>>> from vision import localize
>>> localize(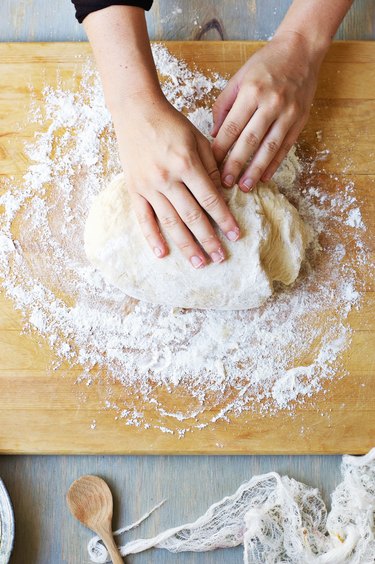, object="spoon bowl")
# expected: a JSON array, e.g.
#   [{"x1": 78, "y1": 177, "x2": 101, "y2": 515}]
[{"x1": 67, "y1": 475, "x2": 123, "y2": 564}]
